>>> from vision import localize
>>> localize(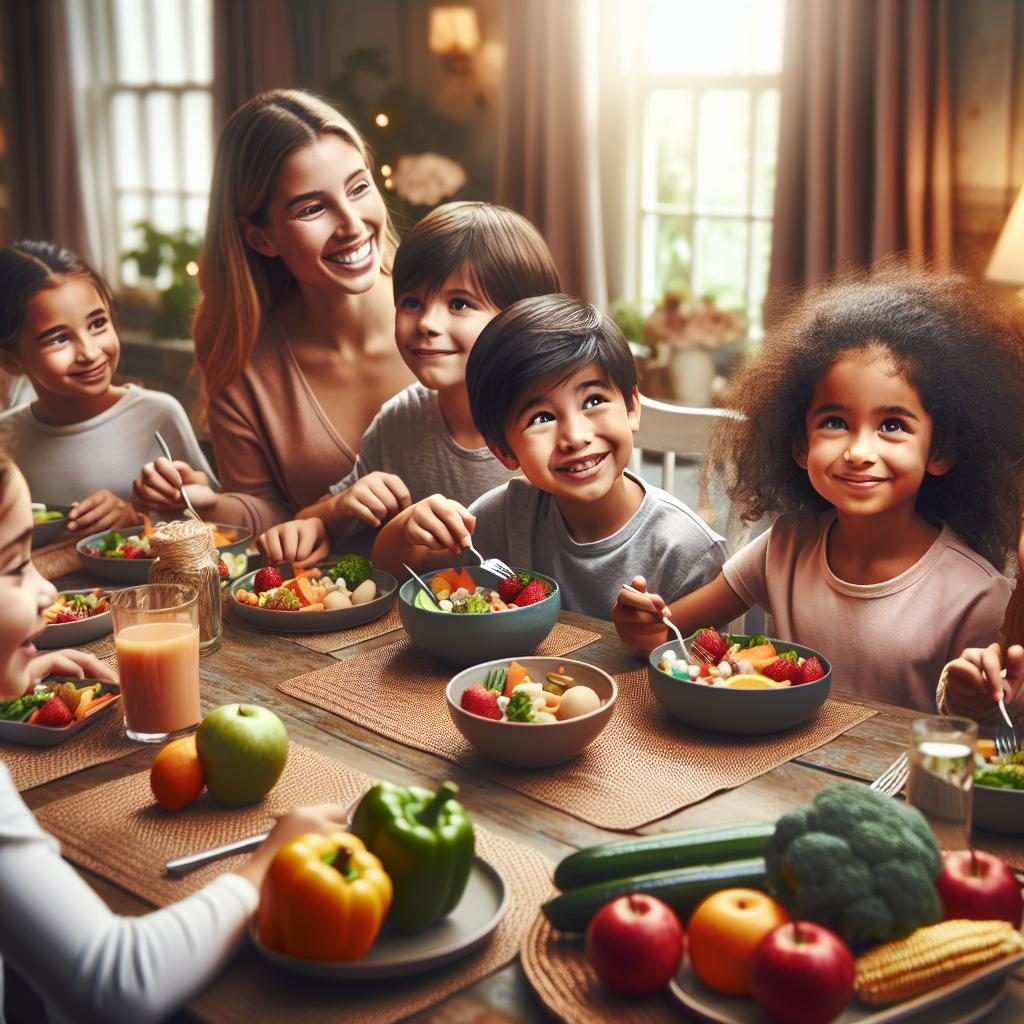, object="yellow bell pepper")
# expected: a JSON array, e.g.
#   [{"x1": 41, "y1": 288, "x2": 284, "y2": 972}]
[{"x1": 257, "y1": 831, "x2": 393, "y2": 961}]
